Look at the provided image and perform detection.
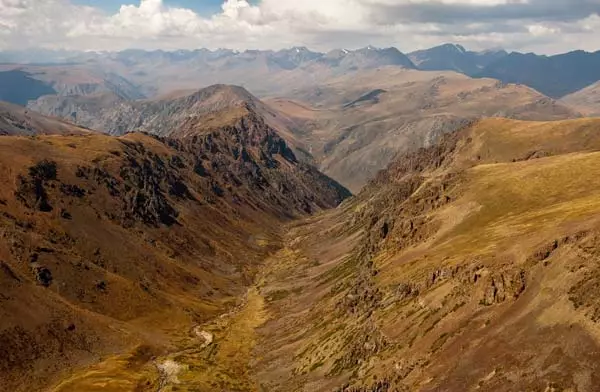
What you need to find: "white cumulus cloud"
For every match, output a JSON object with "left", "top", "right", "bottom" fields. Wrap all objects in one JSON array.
[{"left": 0, "top": 0, "right": 598, "bottom": 53}]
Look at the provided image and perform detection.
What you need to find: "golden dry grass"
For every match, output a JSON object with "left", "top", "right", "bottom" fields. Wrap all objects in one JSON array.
[
  {"left": 230, "top": 117, "right": 600, "bottom": 391},
  {"left": 8, "top": 114, "right": 600, "bottom": 391}
]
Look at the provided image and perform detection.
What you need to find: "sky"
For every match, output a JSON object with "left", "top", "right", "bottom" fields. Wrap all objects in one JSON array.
[
  {"left": 71, "top": 0, "right": 232, "bottom": 15},
  {"left": 1, "top": 0, "right": 599, "bottom": 54}
]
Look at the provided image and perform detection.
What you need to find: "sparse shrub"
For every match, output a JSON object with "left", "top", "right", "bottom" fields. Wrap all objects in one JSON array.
[
  {"left": 60, "top": 183, "right": 86, "bottom": 198},
  {"left": 32, "top": 266, "right": 53, "bottom": 287},
  {"left": 15, "top": 160, "right": 59, "bottom": 212},
  {"left": 29, "top": 160, "right": 57, "bottom": 181}
]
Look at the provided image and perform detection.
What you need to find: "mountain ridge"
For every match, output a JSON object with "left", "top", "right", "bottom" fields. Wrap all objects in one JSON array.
[
  {"left": 0, "top": 103, "right": 349, "bottom": 392},
  {"left": 408, "top": 43, "right": 508, "bottom": 76},
  {"left": 4, "top": 45, "right": 600, "bottom": 106},
  {"left": 0, "top": 101, "right": 91, "bottom": 136}
]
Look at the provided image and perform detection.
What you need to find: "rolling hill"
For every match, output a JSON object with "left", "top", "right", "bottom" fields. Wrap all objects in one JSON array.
[{"left": 561, "top": 81, "right": 600, "bottom": 116}]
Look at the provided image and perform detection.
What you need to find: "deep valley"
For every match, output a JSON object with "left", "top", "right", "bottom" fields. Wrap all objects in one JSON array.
[{"left": 2, "top": 39, "right": 600, "bottom": 392}]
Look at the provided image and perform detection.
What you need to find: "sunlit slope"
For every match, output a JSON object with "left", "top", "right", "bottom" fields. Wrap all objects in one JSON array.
[{"left": 248, "top": 117, "right": 600, "bottom": 391}]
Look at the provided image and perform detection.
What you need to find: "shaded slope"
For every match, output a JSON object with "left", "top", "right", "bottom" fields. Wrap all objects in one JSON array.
[
  {"left": 477, "top": 50, "right": 600, "bottom": 98},
  {"left": 0, "top": 101, "right": 90, "bottom": 136},
  {"left": 0, "top": 64, "right": 143, "bottom": 104},
  {"left": 0, "top": 110, "right": 349, "bottom": 391},
  {"left": 0, "top": 70, "right": 56, "bottom": 106},
  {"left": 408, "top": 44, "right": 507, "bottom": 76}
]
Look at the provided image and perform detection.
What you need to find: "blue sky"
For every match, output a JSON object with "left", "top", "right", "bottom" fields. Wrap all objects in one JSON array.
[{"left": 73, "top": 0, "right": 228, "bottom": 15}]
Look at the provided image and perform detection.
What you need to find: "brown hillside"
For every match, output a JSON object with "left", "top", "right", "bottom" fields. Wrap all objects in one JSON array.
[
  {"left": 561, "top": 81, "right": 600, "bottom": 116},
  {"left": 0, "top": 110, "right": 349, "bottom": 391},
  {"left": 168, "top": 117, "right": 600, "bottom": 391},
  {"left": 30, "top": 84, "right": 312, "bottom": 161}
]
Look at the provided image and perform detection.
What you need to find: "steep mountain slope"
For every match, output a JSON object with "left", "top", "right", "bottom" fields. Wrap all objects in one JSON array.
[
  {"left": 30, "top": 75, "right": 578, "bottom": 194},
  {"left": 167, "top": 117, "right": 600, "bottom": 391},
  {"left": 408, "top": 44, "right": 507, "bottom": 76},
  {"left": 561, "top": 81, "right": 600, "bottom": 115},
  {"left": 28, "top": 92, "right": 130, "bottom": 129},
  {"left": 0, "top": 101, "right": 90, "bottom": 136},
  {"left": 0, "top": 71, "right": 56, "bottom": 106},
  {"left": 26, "top": 72, "right": 580, "bottom": 194},
  {"left": 317, "top": 46, "right": 416, "bottom": 72},
  {"left": 268, "top": 68, "right": 579, "bottom": 192},
  {"left": 0, "top": 109, "right": 349, "bottom": 392},
  {"left": 29, "top": 84, "right": 313, "bottom": 161},
  {"left": 477, "top": 50, "right": 600, "bottom": 98},
  {"left": 0, "top": 64, "right": 144, "bottom": 106}
]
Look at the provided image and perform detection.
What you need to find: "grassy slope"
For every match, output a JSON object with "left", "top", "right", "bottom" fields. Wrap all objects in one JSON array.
[
  {"left": 232, "top": 117, "right": 600, "bottom": 391},
  {"left": 0, "top": 133, "right": 277, "bottom": 391},
  {"left": 0, "top": 119, "right": 350, "bottom": 392},
  {"left": 6, "top": 116, "right": 600, "bottom": 391}
]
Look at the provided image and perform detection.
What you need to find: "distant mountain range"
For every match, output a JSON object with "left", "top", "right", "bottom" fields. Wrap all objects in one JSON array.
[
  {"left": 1, "top": 43, "right": 594, "bottom": 192},
  {"left": 2, "top": 44, "right": 600, "bottom": 101},
  {"left": 477, "top": 50, "right": 600, "bottom": 98},
  {"left": 408, "top": 43, "right": 508, "bottom": 76}
]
